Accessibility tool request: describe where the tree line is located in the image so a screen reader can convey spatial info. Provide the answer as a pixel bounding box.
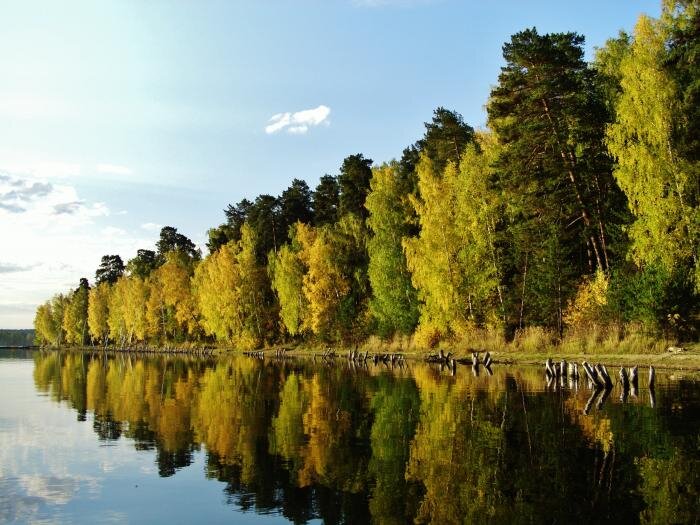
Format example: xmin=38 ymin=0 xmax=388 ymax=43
xmin=35 ymin=3 xmax=699 ymax=349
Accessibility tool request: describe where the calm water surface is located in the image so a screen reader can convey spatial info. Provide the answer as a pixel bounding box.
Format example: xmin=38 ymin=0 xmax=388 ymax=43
xmin=0 ymin=349 xmax=698 ymax=524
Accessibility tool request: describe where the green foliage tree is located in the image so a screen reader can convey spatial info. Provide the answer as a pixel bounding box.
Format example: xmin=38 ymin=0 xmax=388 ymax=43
xmin=338 ymin=154 xmax=373 ymax=219
xmin=205 ymin=224 xmax=234 ymax=254
xmin=269 ymin=223 xmax=312 ymax=337
xmin=156 ymin=226 xmax=201 ymax=263
xmin=664 ymin=0 xmax=700 ymax=163
xmin=224 ymin=198 xmax=253 ymax=239
xmin=312 ymin=175 xmax=340 ymax=226
xmin=247 ymin=194 xmax=284 ymax=263
xmin=487 ymin=28 xmax=626 ymax=333
xmin=606 ymin=14 xmax=699 ymax=292
xmin=403 ymin=144 xmax=503 ymax=345
xmin=279 ymin=178 xmax=313 ymax=232
xmin=365 ymin=162 xmax=419 ymax=336
xmin=95 ymin=255 xmax=125 ymax=285
xmin=127 ymin=249 xmax=158 ymax=279
xmin=416 ymin=107 xmax=474 ymax=171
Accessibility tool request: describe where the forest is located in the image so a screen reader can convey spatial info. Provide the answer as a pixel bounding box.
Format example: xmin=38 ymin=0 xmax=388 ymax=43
xmin=34 ymin=3 xmax=699 ymax=351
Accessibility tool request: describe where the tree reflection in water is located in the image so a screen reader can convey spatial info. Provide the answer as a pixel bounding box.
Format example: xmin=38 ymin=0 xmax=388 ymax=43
xmin=33 ymin=351 xmax=699 ymax=524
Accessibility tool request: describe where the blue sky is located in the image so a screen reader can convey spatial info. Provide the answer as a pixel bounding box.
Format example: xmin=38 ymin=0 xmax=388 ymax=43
xmin=0 ymin=0 xmax=661 ymax=328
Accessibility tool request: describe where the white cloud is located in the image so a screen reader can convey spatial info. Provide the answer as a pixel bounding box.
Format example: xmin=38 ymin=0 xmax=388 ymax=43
xmin=97 ymin=163 xmax=133 ymax=176
xmin=265 ymin=104 xmax=331 ymax=135
xmin=140 ymin=222 xmax=162 ymax=232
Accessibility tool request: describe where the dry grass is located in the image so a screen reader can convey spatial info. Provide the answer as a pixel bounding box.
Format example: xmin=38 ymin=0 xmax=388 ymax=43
xmin=360 ymin=333 xmax=420 ymax=353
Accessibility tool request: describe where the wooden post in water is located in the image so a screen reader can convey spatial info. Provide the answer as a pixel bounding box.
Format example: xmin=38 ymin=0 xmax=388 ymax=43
xmin=648 ymin=366 xmax=655 ymax=390
xmin=568 ymin=362 xmax=579 ymax=380
xmin=619 ymin=367 xmax=629 ymax=402
xmin=545 ymin=358 xmax=555 ymax=379
xmin=629 ymin=366 xmax=638 ymax=397
xmin=582 ymin=361 xmax=603 ymax=389
xmin=619 ymin=367 xmax=629 ymax=389
xmin=595 ymin=364 xmax=613 ymax=389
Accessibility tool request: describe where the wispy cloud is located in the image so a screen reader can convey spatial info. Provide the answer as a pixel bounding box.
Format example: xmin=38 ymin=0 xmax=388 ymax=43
xmin=0 ymin=263 xmax=35 ymax=274
xmin=0 ymin=172 xmax=109 ymax=223
xmin=1 ymin=177 xmax=54 ymax=214
xmin=97 ymin=163 xmax=133 ymax=176
xmin=265 ymin=105 xmax=331 ymax=135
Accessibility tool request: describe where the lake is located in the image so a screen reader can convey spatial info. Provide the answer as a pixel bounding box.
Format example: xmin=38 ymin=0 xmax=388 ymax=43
xmin=0 ymin=349 xmax=698 ymax=524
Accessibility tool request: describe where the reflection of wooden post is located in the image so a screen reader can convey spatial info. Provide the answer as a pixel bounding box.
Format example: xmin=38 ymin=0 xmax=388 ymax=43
xmin=596 ymin=387 xmax=611 ymax=410
xmin=584 ymin=388 xmax=601 ymax=415
xmin=547 ymin=375 xmax=555 ymax=390
xmin=649 ymin=388 xmax=656 ymax=408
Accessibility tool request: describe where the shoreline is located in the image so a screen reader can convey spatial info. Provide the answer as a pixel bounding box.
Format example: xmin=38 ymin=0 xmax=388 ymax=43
xmin=27 ymin=343 xmax=700 ymax=371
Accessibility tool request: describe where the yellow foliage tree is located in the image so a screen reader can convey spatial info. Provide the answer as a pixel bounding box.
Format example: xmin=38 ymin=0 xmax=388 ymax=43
xmin=88 ymin=282 xmax=111 ymax=345
xmin=563 ymin=270 xmax=610 ymax=330
xmin=194 ymin=224 xmax=272 ymax=348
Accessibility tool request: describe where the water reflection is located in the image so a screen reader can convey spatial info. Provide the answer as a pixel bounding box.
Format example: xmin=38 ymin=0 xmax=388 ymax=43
xmin=31 ymin=351 xmax=700 ymax=524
